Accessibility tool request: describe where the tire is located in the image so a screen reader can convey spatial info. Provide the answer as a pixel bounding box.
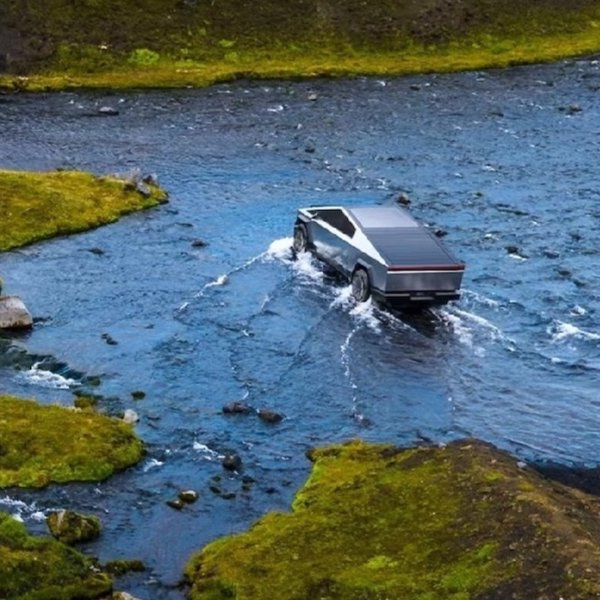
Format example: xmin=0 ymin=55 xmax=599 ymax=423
xmin=293 ymin=223 xmax=309 ymax=253
xmin=351 ymin=268 xmax=371 ymax=303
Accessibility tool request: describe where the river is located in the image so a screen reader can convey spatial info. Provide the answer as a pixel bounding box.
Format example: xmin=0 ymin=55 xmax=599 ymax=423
xmin=1 ymin=57 xmax=599 ymax=598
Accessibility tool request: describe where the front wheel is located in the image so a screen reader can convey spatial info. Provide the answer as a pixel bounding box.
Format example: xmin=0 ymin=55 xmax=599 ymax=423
xmin=351 ymin=268 xmax=370 ymax=303
xmin=292 ymin=223 xmax=308 ymax=253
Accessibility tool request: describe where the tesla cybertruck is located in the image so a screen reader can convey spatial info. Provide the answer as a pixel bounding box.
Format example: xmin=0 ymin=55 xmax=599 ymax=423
xmin=292 ymin=205 xmax=465 ymax=307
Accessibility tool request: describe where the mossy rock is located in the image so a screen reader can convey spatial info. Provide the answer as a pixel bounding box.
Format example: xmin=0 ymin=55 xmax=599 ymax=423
xmin=0 ymin=394 xmax=144 ymax=488
xmin=0 ymin=511 xmax=112 ymax=600
xmin=47 ymin=510 xmax=102 ymax=545
xmin=0 ymin=169 xmax=167 ymax=252
xmin=186 ymin=439 xmax=600 ymax=599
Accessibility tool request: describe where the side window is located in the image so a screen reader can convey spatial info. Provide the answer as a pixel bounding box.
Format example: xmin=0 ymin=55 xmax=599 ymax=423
xmin=315 ymin=210 xmax=356 ymax=238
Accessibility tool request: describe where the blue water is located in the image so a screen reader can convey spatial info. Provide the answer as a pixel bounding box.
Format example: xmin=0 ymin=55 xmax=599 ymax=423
xmin=1 ymin=57 xmax=600 ymax=598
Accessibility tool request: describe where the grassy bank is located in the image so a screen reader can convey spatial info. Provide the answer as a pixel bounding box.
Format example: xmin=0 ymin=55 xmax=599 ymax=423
xmin=0 ymin=169 xmax=167 ymax=252
xmin=0 ymin=0 xmax=599 ymax=90
xmin=0 ymin=394 xmax=143 ymax=487
xmin=0 ymin=512 xmax=112 ymax=600
xmin=186 ymin=439 xmax=600 ymax=599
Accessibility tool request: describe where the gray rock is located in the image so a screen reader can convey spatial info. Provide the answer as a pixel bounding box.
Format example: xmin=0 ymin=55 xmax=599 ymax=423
xmin=222 ymin=401 xmax=253 ymax=415
xmin=142 ymin=173 xmax=159 ymax=186
xmin=136 ymin=182 xmax=151 ymax=197
xmin=98 ymin=106 xmax=119 ymax=116
xmin=559 ymin=104 xmax=582 ymax=115
xmin=122 ymin=409 xmax=139 ymax=424
xmin=167 ymin=498 xmax=185 ymax=510
xmin=191 ymin=238 xmax=208 ymax=248
xmin=258 ymin=409 xmax=284 ymax=424
xmin=178 ymin=489 xmax=199 ymax=503
xmin=113 ymin=168 xmax=143 ymax=185
xmin=47 ymin=510 xmax=101 ymax=545
xmin=101 ymin=333 xmax=118 ymax=345
xmin=222 ymin=453 xmax=242 ymax=471
xmin=113 ymin=592 xmax=143 ymax=600
xmin=0 ymin=296 xmax=33 ymax=329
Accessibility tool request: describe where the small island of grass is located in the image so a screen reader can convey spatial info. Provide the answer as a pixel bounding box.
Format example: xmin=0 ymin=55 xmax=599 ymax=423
xmin=0 ymin=511 xmax=112 ymax=600
xmin=186 ymin=439 xmax=600 ymax=599
xmin=0 ymin=394 xmax=143 ymax=488
xmin=0 ymin=169 xmax=167 ymax=252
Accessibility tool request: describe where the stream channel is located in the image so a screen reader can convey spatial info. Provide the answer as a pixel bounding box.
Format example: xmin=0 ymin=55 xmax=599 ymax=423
xmin=1 ymin=57 xmax=600 ymax=598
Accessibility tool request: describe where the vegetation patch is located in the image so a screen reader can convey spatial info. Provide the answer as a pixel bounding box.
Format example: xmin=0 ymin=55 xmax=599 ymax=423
xmin=186 ymin=439 xmax=600 ymax=599
xmin=0 ymin=511 xmax=112 ymax=600
xmin=1 ymin=0 xmax=600 ymax=89
xmin=0 ymin=394 xmax=143 ymax=488
xmin=0 ymin=169 xmax=167 ymax=252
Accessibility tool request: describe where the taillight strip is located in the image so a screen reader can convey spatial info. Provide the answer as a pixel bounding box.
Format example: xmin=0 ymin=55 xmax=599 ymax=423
xmin=388 ymin=264 xmax=465 ymax=272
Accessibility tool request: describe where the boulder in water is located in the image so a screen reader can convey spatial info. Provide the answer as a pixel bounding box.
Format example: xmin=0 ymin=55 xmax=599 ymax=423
xmin=47 ymin=510 xmax=101 ymax=545
xmin=0 ymin=296 xmax=33 ymax=329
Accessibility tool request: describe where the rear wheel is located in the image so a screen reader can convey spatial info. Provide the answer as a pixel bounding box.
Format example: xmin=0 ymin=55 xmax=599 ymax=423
xmin=351 ymin=268 xmax=370 ymax=303
xmin=293 ymin=223 xmax=308 ymax=253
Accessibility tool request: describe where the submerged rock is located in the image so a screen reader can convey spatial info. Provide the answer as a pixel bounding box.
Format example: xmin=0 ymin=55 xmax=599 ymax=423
xmin=98 ymin=105 xmax=119 ymax=116
xmin=222 ymin=453 xmax=242 ymax=471
xmin=47 ymin=510 xmax=102 ymax=545
xmin=105 ymin=559 xmax=146 ymax=575
xmin=0 ymin=295 xmax=33 ymax=329
xmin=257 ymin=408 xmax=283 ymax=424
xmin=167 ymin=498 xmax=185 ymax=510
xmin=179 ymin=489 xmax=199 ymax=503
xmin=186 ymin=439 xmax=600 ymax=599
xmin=222 ymin=401 xmax=253 ymax=415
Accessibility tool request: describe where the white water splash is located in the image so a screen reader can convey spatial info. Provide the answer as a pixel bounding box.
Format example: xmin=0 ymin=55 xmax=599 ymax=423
xmin=17 ymin=362 xmax=77 ymax=389
xmin=0 ymin=496 xmax=51 ymax=522
xmin=569 ymin=305 xmax=588 ymax=317
xmin=265 ymin=236 xmax=294 ymax=259
xmin=462 ymin=288 xmax=500 ymax=308
xmin=142 ymin=458 xmax=164 ymax=472
xmin=178 ymin=273 xmax=230 ymax=311
xmin=349 ymin=298 xmax=381 ymax=332
xmin=449 ymin=307 xmax=508 ymax=343
xmin=192 ymin=442 xmax=223 ymax=461
xmin=265 ymin=237 xmax=325 ymax=283
xmin=439 ymin=310 xmax=474 ymax=347
xmin=549 ymin=321 xmax=600 ymax=343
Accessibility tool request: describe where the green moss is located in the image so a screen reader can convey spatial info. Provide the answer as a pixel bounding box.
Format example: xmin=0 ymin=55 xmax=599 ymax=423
xmin=0 ymin=511 xmax=112 ymax=600
xmin=0 ymin=394 xmax=143 ymax=488
xmin=186 ymin=440 xmax=600 ymax=599
xmin=1 ymin=0 xmax=600 ymax=90
xmin=0 ymin=169 xmax=167 ymax=252
xmin=47 ymin=511 xmax=102 ymax=545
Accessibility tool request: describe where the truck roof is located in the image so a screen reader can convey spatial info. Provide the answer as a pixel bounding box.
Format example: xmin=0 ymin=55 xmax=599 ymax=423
xmin=347 ymin=206 xmax=461 ymax=268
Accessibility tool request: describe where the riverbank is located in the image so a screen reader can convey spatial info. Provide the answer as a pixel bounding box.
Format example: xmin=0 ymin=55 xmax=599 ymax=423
xmin=0 ymin=394 xmax=143 ymax=487
xmin=0 ymin=169 xmax=167 ymax=252
xmin=187 ymin=439 xmax=600 ymax=599
xmin=1 ymin=0 xmax=599 ymax=90
xmin=0 ymin=394 xmax=142 ymax=598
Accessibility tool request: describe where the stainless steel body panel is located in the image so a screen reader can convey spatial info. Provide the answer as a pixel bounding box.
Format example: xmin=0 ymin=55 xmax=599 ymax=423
xmin=295 ymin=205 xmax=465 ymax=307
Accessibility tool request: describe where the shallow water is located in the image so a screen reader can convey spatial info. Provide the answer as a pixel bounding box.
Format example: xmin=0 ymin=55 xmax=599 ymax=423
xmin=1 ymin=58 xmax=600 ymax=597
